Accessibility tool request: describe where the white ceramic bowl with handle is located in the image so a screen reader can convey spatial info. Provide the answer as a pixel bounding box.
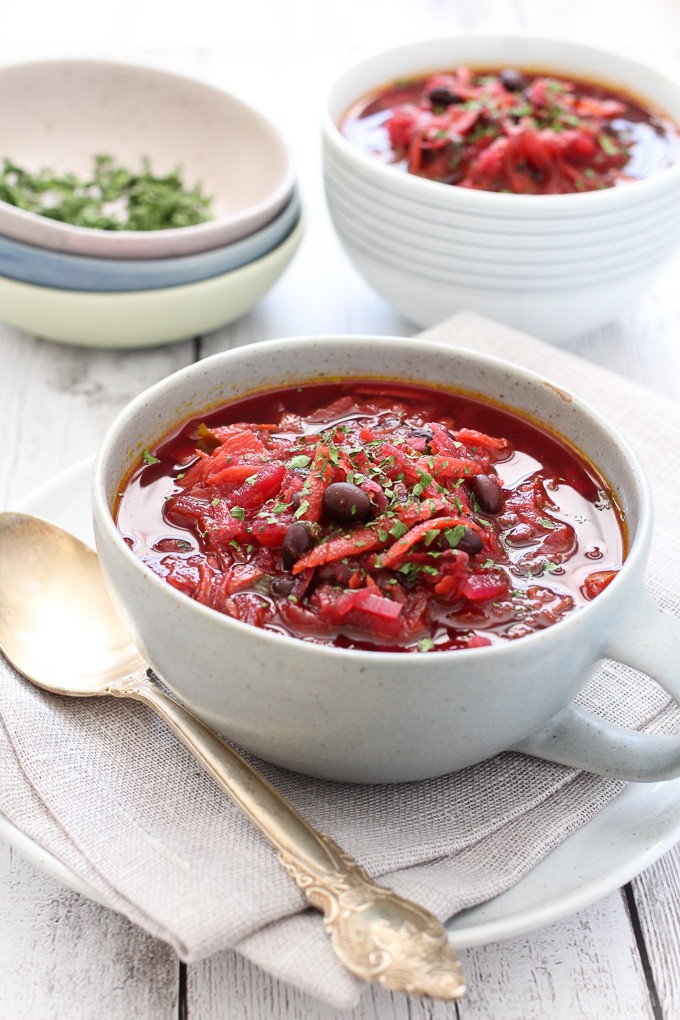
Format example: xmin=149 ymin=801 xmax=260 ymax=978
xmin=92 ymin=334 xmax=680 ymax=783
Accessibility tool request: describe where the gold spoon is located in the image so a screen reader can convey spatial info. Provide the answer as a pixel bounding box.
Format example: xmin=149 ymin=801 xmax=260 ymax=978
xmin=0 ymin=511 xmax=465 ymax=1001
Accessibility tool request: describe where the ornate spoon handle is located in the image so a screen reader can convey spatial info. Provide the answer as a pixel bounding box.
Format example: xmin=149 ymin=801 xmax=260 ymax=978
xmin=111 ymin=671 xmax=465 ymax=1000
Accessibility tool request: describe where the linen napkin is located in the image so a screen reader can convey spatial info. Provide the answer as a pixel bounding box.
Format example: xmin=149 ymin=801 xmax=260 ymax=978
xmin=2 ymin=311 xmax=680 ymax=1010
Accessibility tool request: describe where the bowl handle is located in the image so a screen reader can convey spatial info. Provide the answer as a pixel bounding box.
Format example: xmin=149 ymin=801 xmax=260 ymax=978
xmin=512 ymin=591 xmax=680 ymax=781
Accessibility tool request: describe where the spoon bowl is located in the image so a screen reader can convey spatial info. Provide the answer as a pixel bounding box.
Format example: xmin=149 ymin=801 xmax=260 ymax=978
xmin=0 ymin=511 xmax=144 ymax=693
xmin=0 ymin=510 xmax=465 ymax=1001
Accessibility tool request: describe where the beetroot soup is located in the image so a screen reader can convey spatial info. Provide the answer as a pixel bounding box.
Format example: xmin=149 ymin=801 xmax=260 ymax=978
xmin=115 ymin=382 xmax=626 ymax=652
xmin=340 ymin=66 xmax=680 ymax=194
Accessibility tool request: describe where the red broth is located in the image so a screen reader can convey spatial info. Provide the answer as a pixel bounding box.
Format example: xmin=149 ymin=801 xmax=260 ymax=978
xmin=340 ymin=67 xmax=680 ymax=194
xmin=115 ymin=382 xmax=626 ymax=652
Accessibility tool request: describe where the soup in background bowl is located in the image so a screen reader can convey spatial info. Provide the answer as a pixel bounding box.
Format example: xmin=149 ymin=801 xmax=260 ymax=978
xmin=92 ymin=335 xmax=680 ymax=783
xmin=340 ymin=65 xmax=680 ymax=195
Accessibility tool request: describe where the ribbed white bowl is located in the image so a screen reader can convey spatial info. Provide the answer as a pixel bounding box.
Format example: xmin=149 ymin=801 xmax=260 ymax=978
xmin=323 ymin=35 xmax=680 ymax=338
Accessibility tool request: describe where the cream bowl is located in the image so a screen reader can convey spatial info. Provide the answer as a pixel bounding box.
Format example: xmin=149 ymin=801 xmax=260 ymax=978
xmin=322 ymin=36 xmax=680 ymax=339
xmin=92 ymin=334 xmax=680 ymax=783
xmin=0 ymin=217 xmax=303 ymax=348
xmin=0 ymin=59 xmax=296 ymax=258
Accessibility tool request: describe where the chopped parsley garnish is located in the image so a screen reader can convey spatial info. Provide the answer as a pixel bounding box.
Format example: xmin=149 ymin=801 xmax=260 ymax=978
xmin=444 ymin=525 xmax=467 ymax=548
xmin=0 ymin=154 xmax=213 ymax=230
xmin=598 ymin=133 xmax=619 ymax=156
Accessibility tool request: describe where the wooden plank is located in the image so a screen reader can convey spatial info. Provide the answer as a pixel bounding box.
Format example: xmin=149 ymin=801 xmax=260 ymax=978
xmin=458 ymin=893 xmax=654 ymax=1020
xmin=188 ymin=946 xmax=460 ymax=1020
xmin=0 ymin=842 xmax=178 ymax=1019
xmin=0 ymin=326 xmax=194 ymax=1016
xmin=630 ymin=844 xmax=680 ymax=1020
xmin=0 ymin=325 xmax=194 ymax=507
xmin=186 ymin=892 xmax=652 ymax=1020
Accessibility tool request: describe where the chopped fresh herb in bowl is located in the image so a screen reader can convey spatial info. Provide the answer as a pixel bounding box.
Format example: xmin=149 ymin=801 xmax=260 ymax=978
xmin=0 ymin=154 xmax=213 ymax=230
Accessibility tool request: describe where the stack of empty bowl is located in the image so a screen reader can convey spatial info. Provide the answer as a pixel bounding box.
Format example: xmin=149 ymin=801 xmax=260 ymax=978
xmin=323 ymin=36 xmax=680 ymax=342
xmin=0 ymin=60 xmax=302 ymax=348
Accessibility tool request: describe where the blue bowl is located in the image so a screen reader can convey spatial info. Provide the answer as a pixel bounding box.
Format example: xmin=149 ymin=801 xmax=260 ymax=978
xmin=0 ymin=189 xmax=301 ymax=292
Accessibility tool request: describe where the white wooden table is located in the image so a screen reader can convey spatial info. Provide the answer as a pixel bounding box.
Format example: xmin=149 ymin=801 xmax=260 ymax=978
xmin=2 ymin=1 xmax=680 ymax=1016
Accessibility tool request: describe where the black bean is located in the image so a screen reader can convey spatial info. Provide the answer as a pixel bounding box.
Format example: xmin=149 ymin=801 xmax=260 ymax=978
xmin=470 ymin=474 xmax=504 ymax=514
xmin=316 ymin=562 xmax=354 ymax=586
xmin=322 ymin=482 xmax=372 ymax=524
xmin=428 ymin=85 xmax=461 ymax=107
xmin=499 ymin=68 xmax=528 ymax=92
xmin=281 ymin=522 xmax=314 ymax=570
xmin=411 ymin=426 xmax=434 ymax=442
xmin=457 ymin=528 xmax=484 ymax=557
xmin=270 ymin=575 xmax=296 ymax=596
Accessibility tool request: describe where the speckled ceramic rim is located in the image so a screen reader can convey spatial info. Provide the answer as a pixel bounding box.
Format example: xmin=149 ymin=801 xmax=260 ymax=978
xmin=92 ymin=334 xmax=652 ymax=665
xmin=323 ymin=33 xmax=680 ymax=215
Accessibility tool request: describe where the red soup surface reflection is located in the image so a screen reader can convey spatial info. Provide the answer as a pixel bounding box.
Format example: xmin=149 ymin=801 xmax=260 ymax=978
xmin=115 ymin=382 xmax=626 ymax=652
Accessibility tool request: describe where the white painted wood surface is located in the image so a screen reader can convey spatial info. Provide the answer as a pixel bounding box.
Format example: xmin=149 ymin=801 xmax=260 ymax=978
xmin=1 ymin=0 xmax=680 ymax=1016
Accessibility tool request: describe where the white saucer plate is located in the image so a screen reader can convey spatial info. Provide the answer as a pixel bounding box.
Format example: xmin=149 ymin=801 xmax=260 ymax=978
xmin=5 ymin=458 xmax=680 ymax=947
